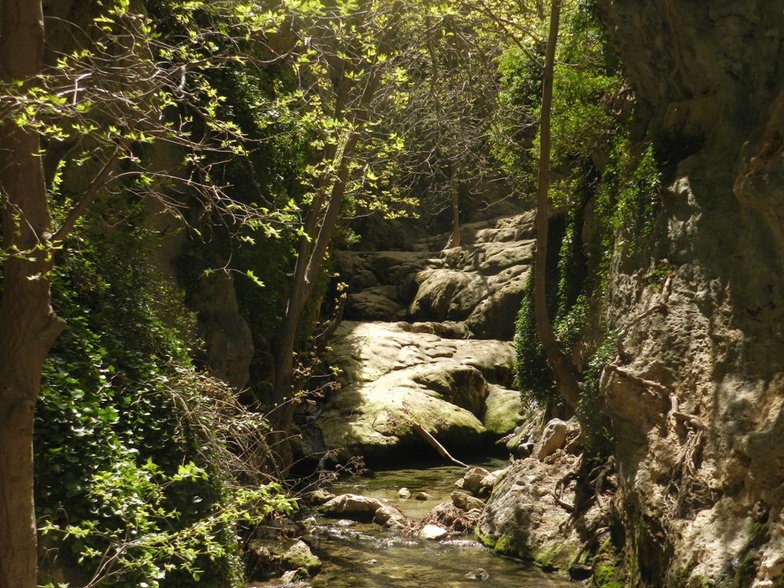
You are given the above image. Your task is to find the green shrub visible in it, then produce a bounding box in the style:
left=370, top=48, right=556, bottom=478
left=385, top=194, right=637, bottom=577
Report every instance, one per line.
left=35, top=208, right=296, bottom=588
left=509, top=1, right=663, bottom=436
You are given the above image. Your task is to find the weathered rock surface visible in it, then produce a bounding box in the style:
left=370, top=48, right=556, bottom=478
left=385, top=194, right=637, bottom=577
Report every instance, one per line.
left=310, top=211, right=536, bottom=464
left=423, top=500, right=482, bottom=533
left=314, top=321, right=524, bottom=463
left=280, top=540, right=321, bottom=576
left=558, top=2, right=784, bottom=585
left=188, top=269, right=254, bottom=390
left=451, top=491, right=486, bottom=513
left=335, top=211, right=536, bottom=340
left=478, top=452, right=614, bottom=576
left=246, top=538, right=322, bottom=581
left=533, top=418, right=570, bottom=460
left=418, top=523, right=449, bottom=541
left=373, top=504, right=409, bottom=529
left=464, top=568, right=490, bottom=581
left=455, top=466, right=506, bottom=499
left=321, top=493, right=386, bottom=517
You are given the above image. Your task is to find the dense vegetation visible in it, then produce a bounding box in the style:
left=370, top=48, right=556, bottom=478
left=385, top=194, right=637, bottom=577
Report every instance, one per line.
left=508, top=2, right=662, bottom=445
left=36, top=206, right=296, bottom=587
left=0, top=0, right=667, bottom=585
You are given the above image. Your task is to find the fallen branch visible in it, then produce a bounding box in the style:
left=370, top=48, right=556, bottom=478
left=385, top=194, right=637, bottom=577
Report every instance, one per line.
left=411, top=422, right=468, bottom=468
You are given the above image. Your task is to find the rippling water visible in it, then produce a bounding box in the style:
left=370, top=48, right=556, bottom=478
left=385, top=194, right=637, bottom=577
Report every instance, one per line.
left=304, top=521, right=577, bottom=587
left=253, top=460, right=577, bottom=587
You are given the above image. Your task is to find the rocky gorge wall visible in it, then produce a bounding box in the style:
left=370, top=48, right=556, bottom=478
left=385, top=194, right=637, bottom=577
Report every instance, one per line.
left=591, top=2, right=784, bottom=586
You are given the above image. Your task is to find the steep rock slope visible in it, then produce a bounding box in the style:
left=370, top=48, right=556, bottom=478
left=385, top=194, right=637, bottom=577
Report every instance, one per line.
left=335, top=211, right=536, bottom=340
left=305, top=212, right=536, bottom=463
left=594, top=2, right=784, bottom=585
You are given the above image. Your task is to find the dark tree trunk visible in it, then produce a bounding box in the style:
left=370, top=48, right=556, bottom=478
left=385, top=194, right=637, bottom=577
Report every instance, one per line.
left=446, top=169, right=460, bottom=248
left=0, top=2, right=66, bottom=586
left=533, top=0, right=580, bottom=411
left=267, top=42, right=388, bottom=471
left=269, top=128, right=361, bottom=472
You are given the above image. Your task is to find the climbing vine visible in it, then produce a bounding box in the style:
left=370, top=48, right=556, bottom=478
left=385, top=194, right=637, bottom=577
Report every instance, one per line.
left=35, top=200, right=297, bottom=587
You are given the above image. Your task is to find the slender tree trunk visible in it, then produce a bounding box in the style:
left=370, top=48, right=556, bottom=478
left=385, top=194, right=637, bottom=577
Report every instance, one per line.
left=269, top=129, right=363, bottom=449
left=533, top=0, right=580, bottom=411
left=269, top=75, right=381, bottom=471
left=0, top=2, right=66, bottom=586
left=268, top=5, right=401, bottom=472
left=446, top=169, right=460, bottom=248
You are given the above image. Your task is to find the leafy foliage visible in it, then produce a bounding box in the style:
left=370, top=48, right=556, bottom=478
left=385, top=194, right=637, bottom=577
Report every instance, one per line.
left=391, top=1, right=509, bottom=230
left=1, top=0, right=669, bottom=581
left=35, top=202, right=296, bottom=587
left=596, top=139, right=662, bottom=258
left=493, top=39, right=544, bottom=196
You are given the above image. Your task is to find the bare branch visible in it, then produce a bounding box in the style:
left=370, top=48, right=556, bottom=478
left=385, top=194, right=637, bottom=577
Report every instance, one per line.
left=52, top=143, right=123, bottom=242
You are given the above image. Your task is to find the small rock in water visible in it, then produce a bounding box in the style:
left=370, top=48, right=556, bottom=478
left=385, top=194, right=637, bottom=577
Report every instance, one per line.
left=374, top=504, right=408, bottom=528
left=306, top=488, right=335, bottom=505
left=281, top=540, right=321, bottom=576
left=419, top=523, right=448, bottom=540
left=451, top=490, right=485, bottom=512
left=280, top=569, right=300, bottom=583
left=322, top=493, right=385, bottom=516
left=464, top=568, right=490, bottom=581
left=398, top=487, right=411, bottom=499
left=458, top=467, right=491, bottom=496
left=414, top=491, right=431, bottom=501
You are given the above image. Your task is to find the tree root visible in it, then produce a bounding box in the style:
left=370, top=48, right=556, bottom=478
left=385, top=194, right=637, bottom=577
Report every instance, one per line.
left=554, top=455, right=617, bottom=515
left=606, top=363, right=672, bottom=400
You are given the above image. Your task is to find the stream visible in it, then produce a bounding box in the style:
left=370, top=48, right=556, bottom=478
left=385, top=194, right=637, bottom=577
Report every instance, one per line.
left=257, top=460, right=578, bottom=587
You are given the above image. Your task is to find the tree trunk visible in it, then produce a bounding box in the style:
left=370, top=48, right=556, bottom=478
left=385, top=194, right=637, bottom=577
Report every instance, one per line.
left=268, top=127, right=362, bottom=471
left=533, top=0, right=580, bottom=411
left=268, top=47, right=388, bottom=472
left=445, top=169, right=460, bottom=248
left=0, top=2, right=66, bottom=586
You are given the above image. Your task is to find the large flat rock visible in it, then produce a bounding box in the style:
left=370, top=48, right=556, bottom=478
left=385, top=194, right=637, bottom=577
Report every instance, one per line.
left=313, top=321, right=524, bottom=462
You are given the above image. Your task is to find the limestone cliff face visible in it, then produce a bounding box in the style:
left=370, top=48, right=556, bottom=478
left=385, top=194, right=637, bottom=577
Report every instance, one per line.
left=595, top=2, right=784, bottom=585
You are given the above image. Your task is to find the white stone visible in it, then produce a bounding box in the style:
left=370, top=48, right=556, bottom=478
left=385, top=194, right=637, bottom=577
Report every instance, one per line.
left=419, top=523, right=448, bottom=540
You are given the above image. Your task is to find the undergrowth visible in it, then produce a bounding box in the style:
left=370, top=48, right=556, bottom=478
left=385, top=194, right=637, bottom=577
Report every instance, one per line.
left=509, top=1, right=662, bottom=450
left=35, top=203, right=296, bottom=588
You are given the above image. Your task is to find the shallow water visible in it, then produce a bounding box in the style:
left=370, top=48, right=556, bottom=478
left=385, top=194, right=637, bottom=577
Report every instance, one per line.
left=258, top=460, right=577, bottom=587
left=304, top=522, right=576, bottom=587
left=328, top=460, right=493, bottom=520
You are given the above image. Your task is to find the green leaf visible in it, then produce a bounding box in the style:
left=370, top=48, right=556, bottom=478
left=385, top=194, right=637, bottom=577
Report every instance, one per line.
left=245, top=269, right=265, bottom=288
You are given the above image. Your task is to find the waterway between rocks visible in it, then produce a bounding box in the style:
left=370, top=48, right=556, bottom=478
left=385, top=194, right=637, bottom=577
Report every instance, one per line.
left=251, top=460, right=577, bottom=588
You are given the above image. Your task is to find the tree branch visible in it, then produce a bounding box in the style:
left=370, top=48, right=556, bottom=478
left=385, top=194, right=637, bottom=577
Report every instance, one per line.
left=411, top=422, right=468, bottom=468
left=52, top=143, right=123, bottom=243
